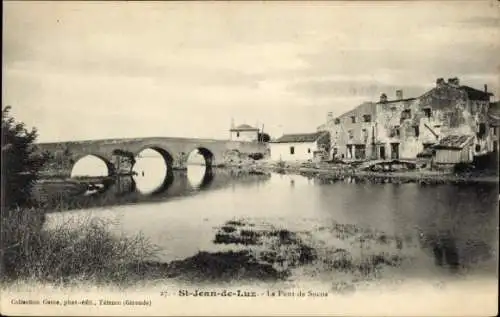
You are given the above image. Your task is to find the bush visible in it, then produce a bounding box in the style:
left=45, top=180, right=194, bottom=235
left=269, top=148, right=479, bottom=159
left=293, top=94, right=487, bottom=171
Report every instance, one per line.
left=2, top=106, right=49, bottom=209
left=1, top=212, right=159, bottom=284
left=248, top=152, right=264, bottom=160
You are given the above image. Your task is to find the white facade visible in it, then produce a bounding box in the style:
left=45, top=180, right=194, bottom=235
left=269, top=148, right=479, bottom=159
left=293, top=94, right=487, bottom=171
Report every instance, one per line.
left=270, top=141, right=318, bottom=161
left=230, top=130, right=258, bottom=142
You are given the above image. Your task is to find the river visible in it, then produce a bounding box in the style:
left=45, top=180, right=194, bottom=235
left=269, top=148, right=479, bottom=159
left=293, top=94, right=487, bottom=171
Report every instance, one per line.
left=44, top=157, right=499, bottom=290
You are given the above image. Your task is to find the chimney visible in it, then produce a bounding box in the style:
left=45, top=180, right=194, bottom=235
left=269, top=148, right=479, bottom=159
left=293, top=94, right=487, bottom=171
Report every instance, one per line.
left=447, top=77, right=460, bottom=87
left=484, top=84, right=488, bottom=93
left=327, top=112, right=334, bottom=121
left=380, top=93, right=388, bottom=103
left=396, top=89, right=403, bottom=100
left=436, top=78, right=445, bottom=88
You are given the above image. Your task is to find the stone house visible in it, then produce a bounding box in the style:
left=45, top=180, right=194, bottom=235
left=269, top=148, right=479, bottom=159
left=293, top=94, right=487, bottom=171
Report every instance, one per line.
left=374, top=91, right=420, bottom=160
left=318, top=77, right=495, bottom=161
left=269, top=131, right=330, bottom=162
left=320, top=102, right=377, bottom=160
left=230, top=124, right=260, bottom=142
left=417, top=78, right=493, bottom=158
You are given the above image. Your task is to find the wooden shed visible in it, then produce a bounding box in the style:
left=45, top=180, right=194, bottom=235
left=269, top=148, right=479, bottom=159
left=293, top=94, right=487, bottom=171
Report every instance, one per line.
left=433, top=135, right=475, bottom=164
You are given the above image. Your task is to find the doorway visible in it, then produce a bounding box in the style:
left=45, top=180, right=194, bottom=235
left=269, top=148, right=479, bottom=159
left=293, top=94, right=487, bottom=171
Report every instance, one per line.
left=379, top=146, right=386, bottom=160
left=347, top=145, right=353, bottom=159
left=390, top=143, right=400, bottom=159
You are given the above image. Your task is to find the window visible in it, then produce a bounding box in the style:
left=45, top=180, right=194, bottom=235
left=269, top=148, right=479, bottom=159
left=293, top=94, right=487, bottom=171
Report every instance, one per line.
left=236, top=132, right=240, bottom=137
left=423, top=108, right=432, bottom=118
left=348, top=129, right=354, bottom=139
left=390, top=126, right=400, bottom=138
left=363, top=114, right=371, bottom=122
left=290, top=146, right=295, bottom=155
left=351, top=116, right=356, bottom=123
left=307, top=148, right=311, bottom=153
left=362, top=128, right=368, bottom=143
left=401, top=109, right=411, bottom=120
left=334, top=118, right=340, bottom=125
left=414, top=126, right=420, bottom=137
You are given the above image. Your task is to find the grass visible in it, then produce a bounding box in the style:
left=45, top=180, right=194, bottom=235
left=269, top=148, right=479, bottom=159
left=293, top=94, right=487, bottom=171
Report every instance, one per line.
left=1, top=206, right=159, bottom=287
left=0, top=208, right=291, bottom=288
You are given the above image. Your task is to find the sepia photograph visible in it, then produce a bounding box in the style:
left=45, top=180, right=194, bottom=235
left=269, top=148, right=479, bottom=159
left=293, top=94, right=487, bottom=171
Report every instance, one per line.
left=1, top=1, right=499, bottom=316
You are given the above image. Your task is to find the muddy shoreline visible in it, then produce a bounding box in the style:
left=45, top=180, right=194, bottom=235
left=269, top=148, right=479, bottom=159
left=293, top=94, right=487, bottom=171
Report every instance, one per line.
left=263, top=166, right=499, bottom=185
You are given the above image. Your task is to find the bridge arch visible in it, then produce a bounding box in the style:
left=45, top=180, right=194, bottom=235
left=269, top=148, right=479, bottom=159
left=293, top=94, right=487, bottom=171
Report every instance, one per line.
left=70, top=154, right=115, bottom=178
left=133, top=145, right=174, bottom=167
left=132, top=145, right=175, bottom=195
left=186, top=146, right=215, bottom=167
left=185, top=146, right=215, bottom=189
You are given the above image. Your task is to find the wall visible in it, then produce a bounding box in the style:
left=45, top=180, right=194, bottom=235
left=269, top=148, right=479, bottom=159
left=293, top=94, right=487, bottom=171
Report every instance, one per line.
left=230, top=130, right=258, bottom=142
left=435, top=146, right=473, bottom=164
left=376, top=98, right=422, bottom=159
left=269, top=141, right=318, bottom=161
left=326, top=102, right=377, bottom=160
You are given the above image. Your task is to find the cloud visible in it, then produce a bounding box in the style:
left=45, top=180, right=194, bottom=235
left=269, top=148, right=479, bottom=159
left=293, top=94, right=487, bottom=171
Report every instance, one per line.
left=3, top=1, right=500, bottom=142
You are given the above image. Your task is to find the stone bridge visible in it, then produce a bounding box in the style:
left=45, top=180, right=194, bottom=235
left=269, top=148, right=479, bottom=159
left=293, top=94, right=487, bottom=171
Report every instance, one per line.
left=35, top=137, right=268, bottom=176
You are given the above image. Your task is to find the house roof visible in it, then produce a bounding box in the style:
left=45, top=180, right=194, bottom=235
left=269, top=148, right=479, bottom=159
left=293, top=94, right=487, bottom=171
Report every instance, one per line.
left=271, top=131, right=328, bottom=143
left=376, top=98, right=417, bottom=104
left=230, top=124, right=259, bottom=131
left=433, top=135, right=475, bottom=150
left=459, top=85, right=493, bottom=101
left=488, top=102, right=500, bottom=127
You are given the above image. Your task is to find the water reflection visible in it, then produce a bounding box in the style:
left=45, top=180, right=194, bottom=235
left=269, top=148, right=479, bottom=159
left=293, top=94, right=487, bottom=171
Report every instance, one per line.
left=132, top=150, right=168, bottom=194
left=45, top=171, right=498, bottom=278
left=187, top=165, right=207, bottom=189
left=42, top=168, right=271, bottom=212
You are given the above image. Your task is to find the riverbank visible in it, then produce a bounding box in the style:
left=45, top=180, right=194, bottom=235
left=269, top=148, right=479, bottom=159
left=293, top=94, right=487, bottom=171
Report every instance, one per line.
left=230, top=159, right=498, bottom=185
left=270, top=166, right=499, bottom=185
left=0, top=216, right=443, bottom=289
left=3, top=214, right=497, bottom=317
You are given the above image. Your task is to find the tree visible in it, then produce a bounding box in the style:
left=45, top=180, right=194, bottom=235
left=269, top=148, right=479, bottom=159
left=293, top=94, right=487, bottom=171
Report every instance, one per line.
left=1, top=106, right=48, bottom=208
left=258, top=132, right=271, bottom=143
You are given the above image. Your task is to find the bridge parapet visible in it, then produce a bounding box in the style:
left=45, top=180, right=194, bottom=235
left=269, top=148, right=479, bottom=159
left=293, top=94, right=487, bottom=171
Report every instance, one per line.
left=36, top=137, right=268, bottom=176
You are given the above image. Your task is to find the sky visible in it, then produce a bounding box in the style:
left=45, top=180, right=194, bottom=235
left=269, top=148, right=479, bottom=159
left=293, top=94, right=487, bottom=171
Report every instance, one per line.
left=3, top=1, right=499, bottom=142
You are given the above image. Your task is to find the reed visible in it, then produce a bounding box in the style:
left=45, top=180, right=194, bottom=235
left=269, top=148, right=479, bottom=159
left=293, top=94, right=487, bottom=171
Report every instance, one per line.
left=1, top=206, right=159, bottom=286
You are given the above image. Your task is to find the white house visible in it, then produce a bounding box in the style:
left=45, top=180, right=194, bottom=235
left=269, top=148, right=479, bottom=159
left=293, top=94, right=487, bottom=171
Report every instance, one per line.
left=269, top=131, right=330, bottom=162
left=230, top=124, right=260, bottom=142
